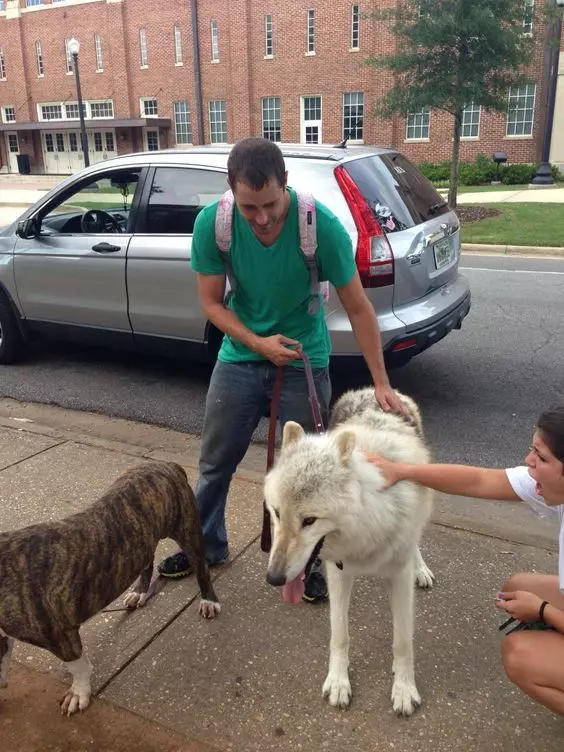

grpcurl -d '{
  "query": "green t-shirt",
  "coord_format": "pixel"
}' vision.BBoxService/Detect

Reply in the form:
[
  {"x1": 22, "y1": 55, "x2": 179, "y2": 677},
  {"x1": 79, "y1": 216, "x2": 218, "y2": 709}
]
[{"x1": 190, "y1": 188, "x2": 356, "y2": 368}]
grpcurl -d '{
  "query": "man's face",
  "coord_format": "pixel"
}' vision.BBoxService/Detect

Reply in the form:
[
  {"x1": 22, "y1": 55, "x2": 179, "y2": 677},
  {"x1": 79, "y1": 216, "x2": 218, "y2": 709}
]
[
  {"x1": 525, "y1": 430, "x2": 564, "y2": 505},
  {"x1": 231, "y1": 176, "x2": 288, "y2": 239}
]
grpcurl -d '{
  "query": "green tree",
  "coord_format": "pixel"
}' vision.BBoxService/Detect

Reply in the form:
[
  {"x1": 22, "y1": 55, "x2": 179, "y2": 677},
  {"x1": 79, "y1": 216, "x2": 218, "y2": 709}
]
[{"x1": 368, "y1": 0, "x2": 536, "y2": 208}]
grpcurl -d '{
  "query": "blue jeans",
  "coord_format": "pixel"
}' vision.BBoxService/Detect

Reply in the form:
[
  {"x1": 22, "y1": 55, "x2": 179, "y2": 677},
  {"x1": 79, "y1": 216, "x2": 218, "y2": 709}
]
[{"x1": 195, "y1": 360, "x2": 331, "y2": 563}]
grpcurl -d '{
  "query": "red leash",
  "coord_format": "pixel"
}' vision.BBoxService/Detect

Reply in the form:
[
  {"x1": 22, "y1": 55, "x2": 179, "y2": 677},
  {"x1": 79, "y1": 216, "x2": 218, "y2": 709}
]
[{"x1": 261, "y1": 354, "x2": 325, "y2": 552}]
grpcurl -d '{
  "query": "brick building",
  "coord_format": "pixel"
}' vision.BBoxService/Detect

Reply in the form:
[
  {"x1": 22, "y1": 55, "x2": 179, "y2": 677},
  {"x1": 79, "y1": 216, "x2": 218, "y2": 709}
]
[{"x1": 0, "y1": 0, "x2": 561, "y2": 175}]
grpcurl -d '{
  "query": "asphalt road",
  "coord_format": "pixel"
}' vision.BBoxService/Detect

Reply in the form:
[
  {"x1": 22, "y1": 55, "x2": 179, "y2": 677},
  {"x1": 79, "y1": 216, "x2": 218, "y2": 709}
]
[{"x1": 1, "y1": 253, "x2": 563, "y2": 467}]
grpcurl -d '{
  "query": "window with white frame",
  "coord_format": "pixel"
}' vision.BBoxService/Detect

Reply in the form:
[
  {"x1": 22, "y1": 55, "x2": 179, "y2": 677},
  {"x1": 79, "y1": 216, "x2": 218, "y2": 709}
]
[
  {"x1": 141, "y1": 98, "x2": 158, "y2": 117},
  {"x1": 36, "y1": 40, "x2": 44, "y2": 76},
  {"x1": 64, "y1": 102, "x2": 86, "y2": 119},
  {"x1": 307, "y1": 9, "x2": 315, "y2": 53},
  {"x1": 0, "y1": 1, "x2": 5, "y2": 9},
  {"x1": 40, "y1": 104, "x2": 63, "y2": 120},
  {"x1": 95, "y1": 34, "x2": 103, "y2": 71},
  {"x1": 265, "y1": 14, "x2": 273, "y2": 57},
  {"x1": 351, "y1": 5, "x2": 360, "y2": 50},
  {"x1": 174, "y1": 24, "x2": 183, "y2": 64},
  {"x1": 0, "y1": 48, "x2": 6, "y2": 80},
  {"x1": 140, "y1": 28, "x2": 148, "y2": 67},
  {"x1": 209, "y1": 100, "x2": 227, "y2": 143},
  {"x1": 301, "y1": 95, "x2": 322, "y2": 143},
  {"x1": 2, "y1": 106, "x2": 15, "y2": 123},
  {"x1": 523, "y1": 0, "x2": 534, "y2": 35},
  {"x1": 406, "y1": 108, "x2": 430, "y2": 140},
  {"x1": 506, "y1": 83, "x2": 536, "y2": 136},
  {"x1": 90, "y1": 100, "x2": 114, "y2": 118},
  {"x1": 343, "y1": 92, "x2": 364, "y2": 142},
  {"x1": 174, "y1": 101, "x2": 192, "y2": 144},
  {"x1": 262, "y1": 97, "x2": 281, "y2": 141},
  {"x1": 461, "y1": 102, "x2": 481, "y2": 138},
  {"x1": 64, "y1": 38, "x2": 73, "y2": 74},
  {"x1": 211, "y1": 20, "x2": 219, "y2": 62},
  {"x1": 26, "y1": 0, "x2": 44, "y2": 6}
]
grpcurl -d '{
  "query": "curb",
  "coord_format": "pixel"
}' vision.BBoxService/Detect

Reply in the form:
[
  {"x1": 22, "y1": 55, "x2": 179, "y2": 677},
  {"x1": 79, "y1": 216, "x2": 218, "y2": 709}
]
[{"x1": 462, "y1": 242, "x2": 564, "y2": 257}]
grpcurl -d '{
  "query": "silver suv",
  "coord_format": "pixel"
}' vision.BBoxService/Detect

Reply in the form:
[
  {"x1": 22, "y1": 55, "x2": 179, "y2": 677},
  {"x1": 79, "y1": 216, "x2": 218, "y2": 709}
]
[{"x1": 0, "y1": 145, "x2": 470, "y2": 367}]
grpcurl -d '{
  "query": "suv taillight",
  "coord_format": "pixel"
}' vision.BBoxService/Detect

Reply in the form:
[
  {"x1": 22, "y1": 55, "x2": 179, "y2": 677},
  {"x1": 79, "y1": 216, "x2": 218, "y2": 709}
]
[{"x1": 334, "y1": 165, "x2": 394, "y2": 288}]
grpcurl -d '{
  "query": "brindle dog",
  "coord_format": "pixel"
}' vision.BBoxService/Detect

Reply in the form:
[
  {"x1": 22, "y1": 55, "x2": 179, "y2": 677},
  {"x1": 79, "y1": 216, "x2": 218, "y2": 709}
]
[{"x1": 0, "y1": 461, "x2": 220, "y2": 715}]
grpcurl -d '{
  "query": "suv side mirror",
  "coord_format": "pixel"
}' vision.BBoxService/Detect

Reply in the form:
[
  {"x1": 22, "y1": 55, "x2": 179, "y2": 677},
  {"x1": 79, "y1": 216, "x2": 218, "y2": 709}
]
[{"x1": 16, "y1": 217, "x2": 38, "y2": 239}]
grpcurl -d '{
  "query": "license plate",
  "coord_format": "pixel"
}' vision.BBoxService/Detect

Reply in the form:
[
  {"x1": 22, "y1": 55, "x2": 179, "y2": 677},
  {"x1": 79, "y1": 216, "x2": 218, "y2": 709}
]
[{"x1": 433, "y1": 237, "x2": 454, "y2": 270}]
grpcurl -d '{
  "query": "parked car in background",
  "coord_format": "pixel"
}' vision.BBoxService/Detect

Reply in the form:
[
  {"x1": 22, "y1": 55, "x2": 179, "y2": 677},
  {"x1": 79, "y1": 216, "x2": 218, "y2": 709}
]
[{"x1": 0, "y1": 144, "x2": 470, "y2": 368}]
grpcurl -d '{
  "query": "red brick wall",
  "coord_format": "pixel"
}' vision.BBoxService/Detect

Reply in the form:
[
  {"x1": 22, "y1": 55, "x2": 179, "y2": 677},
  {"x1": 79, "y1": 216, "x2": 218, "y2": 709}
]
[{"x1": 0, "y1": 0, "x2": 557, "y2": 171}]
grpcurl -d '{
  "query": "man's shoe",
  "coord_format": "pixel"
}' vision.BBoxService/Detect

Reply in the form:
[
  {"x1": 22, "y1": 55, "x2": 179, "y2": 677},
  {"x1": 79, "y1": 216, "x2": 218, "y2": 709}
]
[
  {"x1": 157, "y1": 550, "x2": 229, "y2": 579},
  {"x1": 303, "y1": 569, "x2": 328, "y2": 603}
]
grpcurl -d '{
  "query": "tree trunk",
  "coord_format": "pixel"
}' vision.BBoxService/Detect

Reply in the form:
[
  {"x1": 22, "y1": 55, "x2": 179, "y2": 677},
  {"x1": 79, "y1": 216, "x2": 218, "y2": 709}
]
[{"x1": 448, "y1": 110, "x2": 463, "y2": 210}]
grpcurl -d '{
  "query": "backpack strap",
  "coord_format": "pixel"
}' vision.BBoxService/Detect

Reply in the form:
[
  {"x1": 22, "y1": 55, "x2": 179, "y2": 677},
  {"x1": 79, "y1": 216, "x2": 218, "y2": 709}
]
[
  {"x1": 296, "y1": 191, "x2": 329, "y2": 314},
  {"x1": 215, "y1": 189, "x2": 237, "y2": 297}
]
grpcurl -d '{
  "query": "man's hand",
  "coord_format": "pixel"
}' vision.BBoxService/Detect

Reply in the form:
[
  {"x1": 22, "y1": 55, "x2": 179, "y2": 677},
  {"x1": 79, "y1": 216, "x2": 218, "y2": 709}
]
[
  {"x1": 495, "y1": 590, "x2": 544, "y2": 623},
  {"x1": 255, "y1": 335, "x2": 302, "y2": 367},
  {"x1": 375, "y1": 384, "x2": 411, "y2": 419},
  {"x1": 365, "y1": 454, "x2": 405, "y2": 488}
]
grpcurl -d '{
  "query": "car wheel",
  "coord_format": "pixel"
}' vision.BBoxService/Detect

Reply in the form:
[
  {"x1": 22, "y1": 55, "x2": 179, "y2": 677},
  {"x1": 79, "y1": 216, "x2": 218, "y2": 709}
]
[{"x1": 0, "y1": 293, "x2": 25, "y2": 364}]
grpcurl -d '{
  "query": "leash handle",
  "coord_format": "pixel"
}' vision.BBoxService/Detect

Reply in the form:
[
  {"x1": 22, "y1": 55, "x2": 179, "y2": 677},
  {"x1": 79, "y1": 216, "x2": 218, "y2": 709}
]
[{"x1": 261, "y1": 355, "x2": 324, "y2": 553}]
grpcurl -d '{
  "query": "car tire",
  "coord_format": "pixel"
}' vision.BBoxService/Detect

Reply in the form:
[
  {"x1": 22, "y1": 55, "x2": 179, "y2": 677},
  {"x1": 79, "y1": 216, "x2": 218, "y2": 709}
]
[{"x1": 0, "y1": 293, "x2": 25, "y2": 364}]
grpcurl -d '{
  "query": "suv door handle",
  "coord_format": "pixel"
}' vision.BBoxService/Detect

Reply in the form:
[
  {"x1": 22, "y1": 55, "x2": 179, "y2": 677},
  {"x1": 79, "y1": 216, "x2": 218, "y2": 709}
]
[{"x1": 92, "y1": 242, "x2": 121, "y2": 253}]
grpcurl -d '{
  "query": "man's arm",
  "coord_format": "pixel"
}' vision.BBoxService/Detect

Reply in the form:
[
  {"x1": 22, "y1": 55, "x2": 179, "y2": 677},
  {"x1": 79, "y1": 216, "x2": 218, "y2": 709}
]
[
  {"x1": 367, "y1": 456, "x2": 520, "y2": 500},
  {"x1": 197, "y1": 274, "x2": 301, "y2": 367},
  {"x1": 336, "y1": 272, "x2": 407, "y2": 416}
]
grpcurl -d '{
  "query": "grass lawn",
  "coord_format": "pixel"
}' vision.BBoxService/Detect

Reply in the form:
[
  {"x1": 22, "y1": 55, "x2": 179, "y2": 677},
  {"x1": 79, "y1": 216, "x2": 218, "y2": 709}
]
[{"x1": 461, "y1": 203, "x2": 564, "y2": 247}]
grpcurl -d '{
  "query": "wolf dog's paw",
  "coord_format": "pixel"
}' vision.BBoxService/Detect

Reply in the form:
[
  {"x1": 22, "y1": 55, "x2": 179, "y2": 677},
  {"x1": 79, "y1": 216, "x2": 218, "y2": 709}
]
[
  {"x1": 323, "y1": 671, "x2": 352, "y2": 709},
  {"x1": 391, "y1": 676, "x2": 421, "y2": 716},
  {"x1": 199, "y1": 599, "x2": 221, "y2": 619},
  {"x1": 415, "y1": 561, "x2": 435, "y2": 590},
  {"x1": 60, "y1": 686, "x2": 91, "y2": 716},
  {"x1": 123, "y1": 591, "x2": 149, "y2": 609}
]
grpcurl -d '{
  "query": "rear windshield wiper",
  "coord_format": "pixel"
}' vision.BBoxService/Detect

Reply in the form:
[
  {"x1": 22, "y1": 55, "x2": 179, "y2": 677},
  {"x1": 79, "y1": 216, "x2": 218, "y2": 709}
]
[{"x1": 428, "y1": 201, "x2": 448, "y2": 215}]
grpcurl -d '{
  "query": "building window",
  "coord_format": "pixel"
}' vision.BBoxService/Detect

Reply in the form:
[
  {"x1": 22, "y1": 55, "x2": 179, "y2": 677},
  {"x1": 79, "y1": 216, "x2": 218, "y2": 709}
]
[
  {"x1": 95, "y1": 34, "x2": 103, "y2": 71},
  {"x1": 265, "y1": 14, "x2": 273, "y2": 57},
  {"x1": 523, "y1": 0, "x2": 534, "y2": 35},
  {"x1": 0, "y1": 1, "x2": 5, "y2": 9},
  {"x1": 343, "y1": 92, "x2": 364, "y2": 142},
  {"x1": 106, "y1": 132, "x2": 115, "y2": 151},
  {"x1": 141, "y1": 98, "x2": 158, "y2": 117},
  {"x1": 209, "y1": 100, "x2": 227, "y2": 143},
  {"x1": 307, "y1": 9, "x2": 315, "y2": 53},
  {"x1": 64, "y1": 102, "x2": 86, "y2": 119},
  {"x1": 506, "y1": 83, "x2": 536, "y2": 136},
  {"x1": 302, "y1": 95, "x2": 322, "y2": 143},
  {"x1": 36, "y1": 40, "x2": 44, "y2": 76},
  {"x1": 262, "y1": 96, "x2": 281, "y2": 141},
  {"x1": 69, "y1": 133, "x2": 78, "y2": 151},
  {"x1": 406, "y1": 108, "x2": 430, "y2": 140},
  {"x1": 90, "y1": 100, "x2": 114, "y2": 118},
  {"x1": 26, "y1": 0, "x2": 44, "y2": 6},
  {"x1": 64, "y1": 38, "x2": 73, "y2": 74},
  {"x1": 40, "y1": 104, "x2": 63, "y2": 120},
  {"x1": 211, "y1": 20, "x2": 219, "y2": 62},
  {"x1": 174, "y1": 101, "x2": 192, "y2": 144},
  {"x1": 461, "y1": 102, "x2": 481, "y2": 138},
  {"x1": 139, "y1": 28, "x2": 148, "y2": 67},
  {"x1": 0, "y1": 48, "x2": 5, "y2": 80},
  {"x1": 174, "y1": 24, "x2": 183, "y2": 64},
  {"x1": 94, "y1": 132, "x2": 103, "y2": 152},
  {"x1": 146, "y1": 130, "x2": 159, "y2": 151},
  {"x1": 2, "y1": 106, "x2": 15, "y2": 123},
  {"x1": 351, "y1": 5, "x2": 360, "y2": 50}
]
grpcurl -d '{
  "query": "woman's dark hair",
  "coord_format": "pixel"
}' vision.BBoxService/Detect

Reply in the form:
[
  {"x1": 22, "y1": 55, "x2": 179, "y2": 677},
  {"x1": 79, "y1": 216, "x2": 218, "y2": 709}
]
[
  {"x1": 227, "y1": 137, "x2": 286, "y2": 191},
  {"x1": 537, "y1": 406, "x2": 564, "y2": 463}
]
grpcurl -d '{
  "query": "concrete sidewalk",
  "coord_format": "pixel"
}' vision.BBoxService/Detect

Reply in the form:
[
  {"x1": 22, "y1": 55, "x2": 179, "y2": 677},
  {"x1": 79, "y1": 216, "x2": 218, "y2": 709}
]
[{"x1": 0, "y1": 399, "x2": 562, "y2": 751}]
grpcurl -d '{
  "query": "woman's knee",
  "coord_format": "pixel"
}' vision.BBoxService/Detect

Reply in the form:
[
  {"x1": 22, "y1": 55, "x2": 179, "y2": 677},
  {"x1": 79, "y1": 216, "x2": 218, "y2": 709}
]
[{"x1": 501, "y1": 633, "x2": 533, "y2": 685}]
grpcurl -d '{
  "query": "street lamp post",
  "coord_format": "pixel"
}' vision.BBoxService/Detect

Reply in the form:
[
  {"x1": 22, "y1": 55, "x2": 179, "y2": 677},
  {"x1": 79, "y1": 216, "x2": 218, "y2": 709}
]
[
  {"x1": 531, "y1": 0, "x2": 564, "y2": 185},
  {"x1": 68, "y1": 37, "x2": 90, "y2": 168}
]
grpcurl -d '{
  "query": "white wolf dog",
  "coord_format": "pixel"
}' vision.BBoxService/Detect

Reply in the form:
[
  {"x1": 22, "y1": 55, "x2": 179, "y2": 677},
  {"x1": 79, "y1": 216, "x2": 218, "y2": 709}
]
[{"x1": 264, "y1": 388, "x2": 434, "y2": 716}]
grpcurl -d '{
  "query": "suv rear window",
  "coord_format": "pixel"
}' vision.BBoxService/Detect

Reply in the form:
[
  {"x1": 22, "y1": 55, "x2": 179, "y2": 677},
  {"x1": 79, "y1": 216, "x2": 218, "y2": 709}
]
[{"x1": 343, "y1": 153, "x2": 449, "y2": 233}]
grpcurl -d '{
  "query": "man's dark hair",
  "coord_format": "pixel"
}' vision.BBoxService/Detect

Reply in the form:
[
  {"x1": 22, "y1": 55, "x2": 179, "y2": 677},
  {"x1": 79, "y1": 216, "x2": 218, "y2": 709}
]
[
  {"x1": 227, "y1": 137, "x2": 286, "y2": 191},
  {"x1": 537, "y1": 405, "x2": 564, "y2": 463}
]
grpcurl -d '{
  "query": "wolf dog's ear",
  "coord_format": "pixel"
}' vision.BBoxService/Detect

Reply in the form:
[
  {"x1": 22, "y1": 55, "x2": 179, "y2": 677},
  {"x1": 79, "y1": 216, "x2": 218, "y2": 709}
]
[
  {"x1": 335, "y1": 430, "x2": 356, "y2": 464},
  {"x1": 282, "y1": 421, "x2": 305, "y2": 449}
]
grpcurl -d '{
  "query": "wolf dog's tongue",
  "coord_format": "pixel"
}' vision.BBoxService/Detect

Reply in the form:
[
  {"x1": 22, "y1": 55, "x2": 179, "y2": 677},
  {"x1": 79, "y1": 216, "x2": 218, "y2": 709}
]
[{"x1": 281, "y1": 572, "x2": 305, "y2": 604}]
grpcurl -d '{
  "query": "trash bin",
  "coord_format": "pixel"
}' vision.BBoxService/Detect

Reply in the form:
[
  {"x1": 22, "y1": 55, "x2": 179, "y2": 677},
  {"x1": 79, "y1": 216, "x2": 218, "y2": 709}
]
[{"x1": 16, "y1": 154, "x2": 31, "y2": 175}]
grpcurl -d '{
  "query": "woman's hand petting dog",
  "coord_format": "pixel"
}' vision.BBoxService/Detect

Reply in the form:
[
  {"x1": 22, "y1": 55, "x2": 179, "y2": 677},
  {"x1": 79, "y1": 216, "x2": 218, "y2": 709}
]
[
  {"x1": 366, "y1": 453, "x2": 405, "y2": 488},
  {"x1": 495, "y1": 590, "x2": 544, "y2": 623}
]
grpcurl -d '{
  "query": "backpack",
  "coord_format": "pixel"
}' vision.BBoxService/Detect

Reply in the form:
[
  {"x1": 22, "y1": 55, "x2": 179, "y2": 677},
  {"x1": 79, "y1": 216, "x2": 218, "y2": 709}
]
[{"x1": 214, "y1": 189, "x2": 330, "y2": 315}]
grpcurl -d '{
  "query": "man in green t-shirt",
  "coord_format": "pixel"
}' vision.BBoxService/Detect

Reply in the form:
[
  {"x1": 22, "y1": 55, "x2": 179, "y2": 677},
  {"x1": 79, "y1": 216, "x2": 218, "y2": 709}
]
[{"x1": 158, "y1": 137, "x2": 406, "y2": 602}]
